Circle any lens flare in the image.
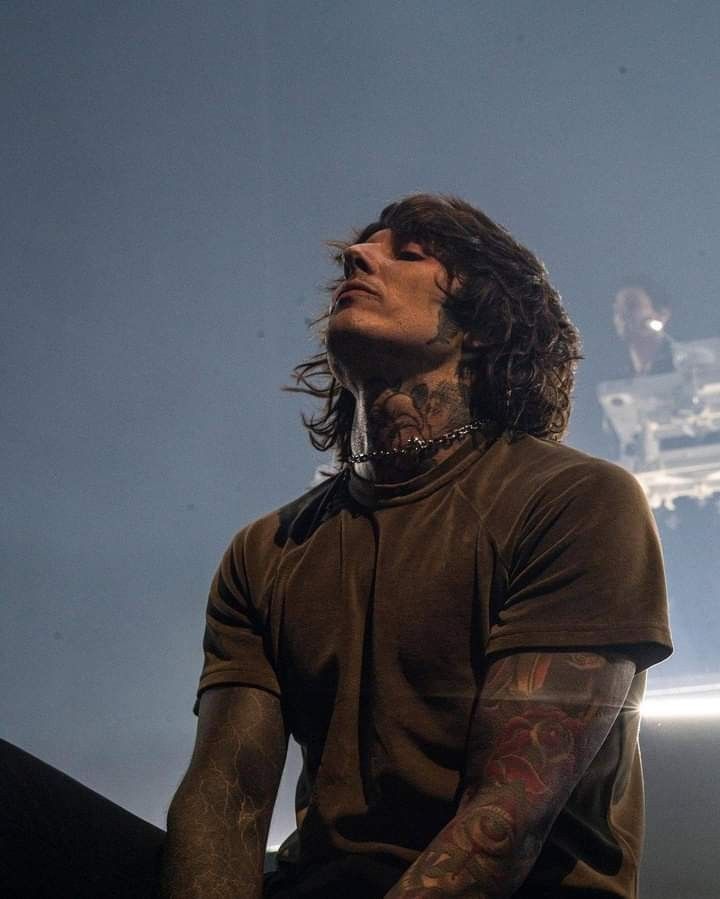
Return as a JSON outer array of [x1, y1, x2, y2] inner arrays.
[[641, 683, 720, 719]]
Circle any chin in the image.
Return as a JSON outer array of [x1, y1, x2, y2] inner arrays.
[[326, 325, 386, 386], [328, 314, 385, 350]]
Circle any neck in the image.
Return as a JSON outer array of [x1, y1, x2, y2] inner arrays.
[[349, 371, 476, 484], [628, 333, 665, 374]]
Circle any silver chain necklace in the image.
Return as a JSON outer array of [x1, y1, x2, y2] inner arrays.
[[349, 418, 491, 464]]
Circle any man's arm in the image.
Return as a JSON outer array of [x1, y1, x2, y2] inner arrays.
[[385, 649, 636, 899], [160, 685, 288, 899]]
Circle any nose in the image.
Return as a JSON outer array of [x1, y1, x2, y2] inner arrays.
[[342, 243, 375, 278]]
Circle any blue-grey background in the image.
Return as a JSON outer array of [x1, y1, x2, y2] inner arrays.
[[2, 2, 719, 895]]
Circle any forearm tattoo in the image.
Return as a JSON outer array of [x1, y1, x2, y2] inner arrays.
[[161, 688, 287, 899], [386, 651, 635, 898]]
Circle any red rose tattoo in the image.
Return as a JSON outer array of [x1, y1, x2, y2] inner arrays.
[[385, 651, 634, 899]]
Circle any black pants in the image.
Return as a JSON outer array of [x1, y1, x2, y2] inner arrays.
[[0, 740, 294, 899], [0, 738, 168, 898]]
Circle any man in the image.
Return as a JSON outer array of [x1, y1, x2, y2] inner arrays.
[[161, 194, 672, 898]]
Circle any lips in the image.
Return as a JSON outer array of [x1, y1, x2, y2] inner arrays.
[[333, 279, 380, 309]]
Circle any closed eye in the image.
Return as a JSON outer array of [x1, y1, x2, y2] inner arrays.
[[397, 250, 425, 261]]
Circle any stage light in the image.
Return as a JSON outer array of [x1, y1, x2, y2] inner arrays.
[[641, 683, 720, 719], [646, 318, 664, 332]]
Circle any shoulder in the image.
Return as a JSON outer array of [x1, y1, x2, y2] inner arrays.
[[488, 433, 645, 505], [225, 470, 347, 562], [460, 434, 652, 556]]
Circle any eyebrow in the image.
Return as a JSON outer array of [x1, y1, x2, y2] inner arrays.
[[366, 231, 425, 247]]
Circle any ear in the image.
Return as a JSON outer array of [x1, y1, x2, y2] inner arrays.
[[449, 272, 468, 293]]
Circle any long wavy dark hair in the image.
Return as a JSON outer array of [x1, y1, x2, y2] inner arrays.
[[285, 193, 582, 463]]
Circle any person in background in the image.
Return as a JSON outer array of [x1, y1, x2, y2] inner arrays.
[[613, 286, 674, 376]]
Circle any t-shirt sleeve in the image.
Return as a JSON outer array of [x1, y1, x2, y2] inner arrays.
[[485, 460, 673, 672], [193, 529, 281, 715]]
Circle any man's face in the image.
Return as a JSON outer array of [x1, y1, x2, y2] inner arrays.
[[326, 228, 463, 389], [613, 288, 657, 339]]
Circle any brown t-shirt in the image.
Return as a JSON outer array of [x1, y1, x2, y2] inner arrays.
[[195, 433, 673, 897]]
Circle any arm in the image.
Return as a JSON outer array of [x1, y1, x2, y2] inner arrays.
[[160, 684, 288, 899], [385, 649, 635, 899]]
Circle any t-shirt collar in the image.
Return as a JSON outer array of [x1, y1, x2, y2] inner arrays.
[[346, 433, 492, 508]]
